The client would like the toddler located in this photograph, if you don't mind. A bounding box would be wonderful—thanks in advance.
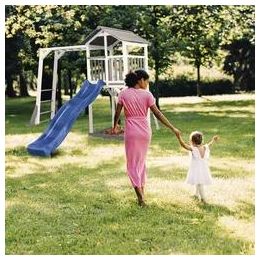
[177,131,219,203]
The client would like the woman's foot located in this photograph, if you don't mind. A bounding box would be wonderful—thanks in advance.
[138,200,147,207]
[134,187,146,207]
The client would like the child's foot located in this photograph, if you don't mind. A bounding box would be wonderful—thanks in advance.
[192,195,200,201]
[201,198,207,204]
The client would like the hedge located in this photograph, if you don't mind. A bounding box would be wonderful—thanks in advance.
[149,78,234,97]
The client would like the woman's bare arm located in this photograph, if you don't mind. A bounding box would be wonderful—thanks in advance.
[113,103,123,129]
[150,104,181,137]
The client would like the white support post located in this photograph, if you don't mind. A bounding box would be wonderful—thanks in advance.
[104,34,115,127]
[122,42,128,78]
[86,45,94,134]
[104,34,109,85]
[51,50,64,119]
[86,46,91,82]
[144,45,148,71]
[34,48,52,125]
[35,55,44,125]
[144,45,159,130]
[88,104,93,134]
[109,49,113,81]
[111,89,116,128]
[107,88,116,128]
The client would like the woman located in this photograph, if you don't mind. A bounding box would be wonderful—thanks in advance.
[113,70,180,206]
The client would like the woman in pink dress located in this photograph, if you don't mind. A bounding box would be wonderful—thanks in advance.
[113,70,180,206]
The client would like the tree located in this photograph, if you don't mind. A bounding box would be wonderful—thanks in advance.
[221,6,255,91]
[170,6,229,96]
[5,5,107,99]
[136,6,175,108]
[223,38,255,91]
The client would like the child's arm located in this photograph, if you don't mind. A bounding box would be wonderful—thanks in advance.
[207,135,219,147]
[177,134,192,151]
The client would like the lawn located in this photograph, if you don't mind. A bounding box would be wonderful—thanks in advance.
[5,93,255,254]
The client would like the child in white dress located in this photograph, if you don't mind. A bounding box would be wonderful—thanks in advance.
[177,131,219,203]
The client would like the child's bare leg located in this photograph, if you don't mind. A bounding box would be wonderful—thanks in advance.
[193,185,200,199]
[195,185,200,197]
[198,184,206,203]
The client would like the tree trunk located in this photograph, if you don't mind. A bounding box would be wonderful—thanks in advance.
[154,65,160,110]
[64,70,69,95]
[196,64,202,97]
[29,71,36,91]
[19,70,30,97]
[68,70,73,99]
[5,75,16,97]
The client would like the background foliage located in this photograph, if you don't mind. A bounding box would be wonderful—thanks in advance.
[5,5,255,100]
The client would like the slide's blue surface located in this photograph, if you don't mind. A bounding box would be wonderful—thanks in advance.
[27,80,105,156]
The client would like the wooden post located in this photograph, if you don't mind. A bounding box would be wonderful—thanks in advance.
[104,34,114,127]
[109,49,113,81]
[144,45,159,129]
[51,51,58,119]
[34,48,51,124]
[122,42,128,77]
[35,52,44,125]
[51,50,64,119]
[86,45,94,134]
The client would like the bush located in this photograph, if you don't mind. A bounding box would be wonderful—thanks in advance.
[149,78,234,97]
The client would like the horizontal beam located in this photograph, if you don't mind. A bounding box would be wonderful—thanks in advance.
[39,44,105,54]
[123,41,148,48]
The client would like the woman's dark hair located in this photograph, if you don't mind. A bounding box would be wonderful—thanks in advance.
[124,69,149,88]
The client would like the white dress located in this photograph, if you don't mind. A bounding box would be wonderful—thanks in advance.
[185,144,213,185]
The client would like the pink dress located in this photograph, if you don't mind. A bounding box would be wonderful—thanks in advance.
[118,88,155,188]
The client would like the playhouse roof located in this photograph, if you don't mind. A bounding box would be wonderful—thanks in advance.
[84,26,149,46]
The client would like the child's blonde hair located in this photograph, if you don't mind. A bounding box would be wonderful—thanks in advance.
[190,131,203,145]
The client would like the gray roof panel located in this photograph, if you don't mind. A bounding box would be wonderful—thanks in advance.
[84,26,149,46]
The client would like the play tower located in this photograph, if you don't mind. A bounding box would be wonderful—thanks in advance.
[30,26,157,133]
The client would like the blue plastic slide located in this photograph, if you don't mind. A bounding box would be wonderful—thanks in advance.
[27,80,105,156]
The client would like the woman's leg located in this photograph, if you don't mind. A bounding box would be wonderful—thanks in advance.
[134,187,145,206]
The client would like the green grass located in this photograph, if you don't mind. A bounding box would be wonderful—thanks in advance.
[5,93,255,254]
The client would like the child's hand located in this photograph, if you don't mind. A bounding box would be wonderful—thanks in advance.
[213,135,219,141]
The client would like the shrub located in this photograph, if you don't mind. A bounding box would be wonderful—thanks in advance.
[149,78,234,97]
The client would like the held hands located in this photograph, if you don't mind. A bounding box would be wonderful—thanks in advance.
[111,126,117,135]
[111,124,121,135]
[172,127,181,138]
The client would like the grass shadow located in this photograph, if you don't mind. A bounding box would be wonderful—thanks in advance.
[6,158,254,255]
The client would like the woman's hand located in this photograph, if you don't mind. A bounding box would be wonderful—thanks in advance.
[111,126,117,135]
[172,127,181,138]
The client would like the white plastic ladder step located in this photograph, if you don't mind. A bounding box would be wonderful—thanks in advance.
[40,100,52,103]
[40,110,52,115]
[41,89,53,92]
